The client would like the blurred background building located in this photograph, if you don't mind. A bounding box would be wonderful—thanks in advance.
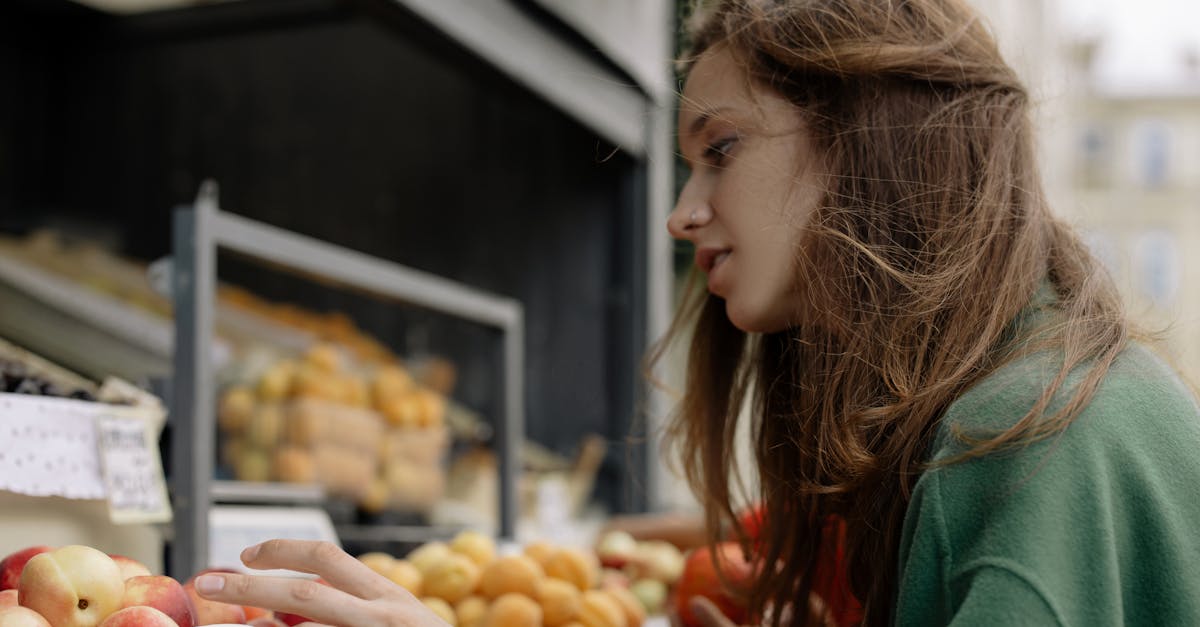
[975,0,1200,381]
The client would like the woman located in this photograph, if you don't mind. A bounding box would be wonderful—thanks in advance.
[195,1,1200,625]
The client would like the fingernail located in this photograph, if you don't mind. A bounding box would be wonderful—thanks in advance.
[195,574,225,594]
[242,543,261,562]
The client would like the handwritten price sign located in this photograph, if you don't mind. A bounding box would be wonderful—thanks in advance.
[97,415,172,524]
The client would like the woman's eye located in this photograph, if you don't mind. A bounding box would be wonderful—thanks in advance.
[703,137,737,166]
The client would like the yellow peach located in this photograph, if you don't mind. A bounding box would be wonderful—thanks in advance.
[408,542,453,577]
[450,531,496,567]
[257,361,296,401]
[423,553,481,604]
[218,386,255,433]
[522,542,555,569]
[601,587,645,627]
[421,597,457,626]
[484,594,542,627]
[304,343,343,373]
[387,560,423,596]
[538,578,582,627]
[455,596,488,627]
[578,590,627,627]
[478,556,544,600]
[357,552,396,577]
[543,548,598,592]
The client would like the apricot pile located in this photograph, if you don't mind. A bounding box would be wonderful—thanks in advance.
[358,532,646,627]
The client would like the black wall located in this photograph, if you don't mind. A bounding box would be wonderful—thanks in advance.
[0,0,648,512]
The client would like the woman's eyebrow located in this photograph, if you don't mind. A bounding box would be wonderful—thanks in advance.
[686,106,732,136]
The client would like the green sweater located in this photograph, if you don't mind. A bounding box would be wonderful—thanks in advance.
[895,343,1200,626]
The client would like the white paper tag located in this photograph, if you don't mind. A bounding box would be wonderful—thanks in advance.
[209,506,339,577]
[0,394,108,500]
[96,414,172,524]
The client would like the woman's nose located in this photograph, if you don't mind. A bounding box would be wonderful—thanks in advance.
[667,183,711,239]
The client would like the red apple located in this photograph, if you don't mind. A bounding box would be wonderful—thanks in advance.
[121,576,196,627]
[0,606,52,627]
[674,543,756,627]
[109,556,152,581]
[0,590,16,608]
[0,547,52,592]
[96,606,177,627]
[17,545,125,627]
[248,617,287,627]
[272,611,312,627]
[181,580,245,626]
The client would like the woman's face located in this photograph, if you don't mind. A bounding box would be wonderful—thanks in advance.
[669,47,825,334]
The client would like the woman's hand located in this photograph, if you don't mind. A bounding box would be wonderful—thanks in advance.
[192,539,447,627]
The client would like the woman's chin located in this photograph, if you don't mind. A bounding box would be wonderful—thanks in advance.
[725,300,790,334]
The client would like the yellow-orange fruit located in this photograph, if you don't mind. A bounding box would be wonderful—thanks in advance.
[246,404,284,448]
[562,623,586,627]
[479,555,545,600]
[455,596,488,627]
[373,365,413,404]
[422,597,458,626]
[388,560,424,596]
[538,578,582,627]
[358,552,396,576]
[544,548,598,592]
[343,377,371,407]
[484,594,542,627]
[578,591,627,627]
[450,530,496,567]
[381,394,423,428]
[523,542,555,568]
[408,542,453,576]
[601,587,645,627]
[360,477,390,514]
[258,361,296,401]
[293,366,341,400]
[424,553,482,604]
[305,343,343,373]
[218,385,256,433]
[272,446,316,483]
[415,389,447,429]
[233,447,271,482]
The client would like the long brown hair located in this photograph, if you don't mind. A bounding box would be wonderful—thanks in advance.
[654,1,1128,624]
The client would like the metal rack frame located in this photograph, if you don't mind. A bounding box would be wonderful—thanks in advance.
[170,182,524,578]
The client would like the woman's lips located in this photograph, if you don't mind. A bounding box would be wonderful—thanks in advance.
[695,247,732,273]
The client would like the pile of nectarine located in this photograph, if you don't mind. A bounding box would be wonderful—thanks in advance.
[356,531,648,627]
[0,545,273,627]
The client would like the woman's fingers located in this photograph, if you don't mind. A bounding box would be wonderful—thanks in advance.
[242,539,396,601]
[687,597,739,627]
[193,571,380,627]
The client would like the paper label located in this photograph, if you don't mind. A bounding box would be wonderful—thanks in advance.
[209,506,339,576]
[96,414,172,524]
[0,394,108,499]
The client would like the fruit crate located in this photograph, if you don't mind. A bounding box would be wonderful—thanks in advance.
[169,183,526,578]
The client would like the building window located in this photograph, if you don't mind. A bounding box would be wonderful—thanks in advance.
[1080,124,1111,188]
[1134,119,1171,189]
